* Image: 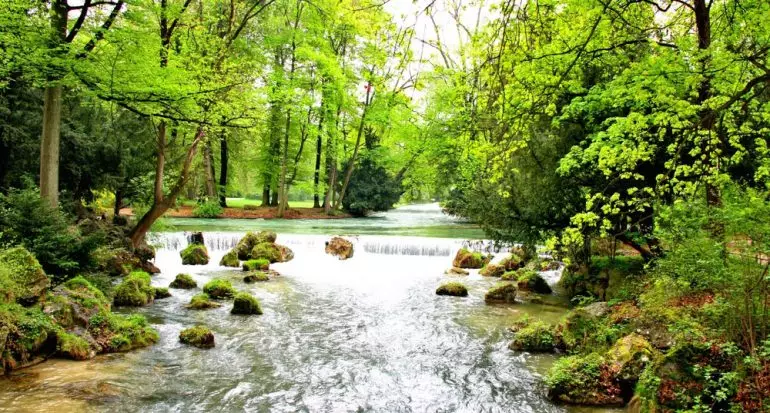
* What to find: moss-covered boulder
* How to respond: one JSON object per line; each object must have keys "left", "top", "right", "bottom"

{"left": 605, "top": 334, "right": 657, "bottom": 384}
{"left": 169, "top": 273, "right": 197, "bottom": 289}
{"left": 0, "top": 303, "right": 59, "bottom": 371}
{"left": 250, "top": 242, "right": 282, "bottom": 263}
{"left": 444, "top": 267, "right": 469, "bottom": 276}
{"left": 87, "top": 310, "right": 158, "bottom": 353}
{"left": 554, "top": 303, "right": 620, "bottom": 352}
{"left": 0, "top": 247, "right": 50, "bottom": 306}
{"left": 179, "top": 325, "right": 215, "bottom": 348}
{"left": 113, "top": 272, "right": 154, "bottom": 307}
{"left": 436, "top": 282, "right": 468, "bottom": 297}
{"left": 539, "top": 260, "right": 561, "bottom": 271}
{"left": 113, "top": 272, "right": 155, "bottom": 307}
{"left": 187, "top": 293, "right": 221, "bottom": 310}
{"left": 98, "top": 248, "right": 141, "bottom": 277}
{"left": 234, "top": 231, "right": 277, "bottom": 260}
{"left": 325, "top": 237, "right": 354, "bottom": 260}
{"left": 231, "top": 292, "right": 262, "bottom": 315}
{"left": 153, "top": 288, "right": 171, "bottom": 299}
{"left": 509, "top": 321, "right": 557, "bottom": 352}
{"left": 500, "top": 271, "right": 517, "bottom": 281}
{"left": 479, "top": 263, "right": 505, "bottom": 277}
{"left": 219, "top": 250, "right": 240, "bottom": 267}
{"left": 452, "top": 248, "right": 490, "bottom": 269}
{"left": 516, "top": 270, "right": 553, "bottom": 294}
{"left": 242, "top": 259, "right": 269, "bottom": 272}
{"left": 44, "top": 276, "right": 110, "bottom": 329}
{"left": 484, "top": 283, "right": 517, "bottom": 304}
{"left": 180, "top": 243, "right": 209, "bottom": 265}
{"left": 202, "top": 279, "right": 235, "bottom": 299}
{"left": 498, "top": 254, "right": 525, "bottom": 271}
{"left": 56, "top": 331, "right": 94, "bottom": 360}
{"left": 244, "top": 272, "right": 269, "bottom": 283}
{"left": 545, "top": 353, "right": 624, "bottom": 406}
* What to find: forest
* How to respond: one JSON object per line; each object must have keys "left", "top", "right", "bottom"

{"left": 1, "top": 0, "right": 770, "bottom": 411}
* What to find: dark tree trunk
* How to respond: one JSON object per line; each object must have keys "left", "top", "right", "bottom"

{"left": 219, "top": 135, "right": 228, "bottom": 207}
{"left": 261, "top": 185, "right": 270, "bottom": 207}
{"left": 312, "top": 110, "right": 324, "bottom": 208}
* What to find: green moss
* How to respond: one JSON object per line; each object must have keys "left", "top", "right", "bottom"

{"left": 484, "top": 283, "right": 517, "bottom": 304}
{"left": 169, "top": 273, "right": 197, "bottom": 289}
{"left": 545, "top": 353, "right": 623, "bottom": 406}
{"left": 0, "top": 247, "right": 50, "bottom": 306}
{"left": 452, "top": 248, "right": 490, "bottom": 269}
{"left": 509, "top": 321, "right": 556, "bottom": 352}
{"left": 500, "top": 271, "right": 517, "bottom": 281}
{"left": 202, "top": 279, "right": 235, "bottom": 299}
{"left": 250, "top": 242, "right": 281, "bottom": 263}
{"left": 243, "top": 271, "right": 269, "bottom": 283}
{"left": 231, "top": 292, "right": 262, "bottom": 315}
{"left": 219, "top": 250, "right": 240, "bottom": 267}
{"left": 0, "top": 303, "right": 58, "bottom": 370}
{"left": 235, "top": 231, "right": 277, "bottom": 260}
{"left": 56, "top": 331, "right": 92, "bottom": 360}
{"left": 87, "top": 310, "right": 158, "bottom": 352}
{"left": 187, "top": 293, "right": 221, "bottom": 310}
{"left": 556, "top": 306, "right": 626, "bottom": 353}
{"left": 436, "top": 282, "right": 468, "bottom": 297}
{"left": 516, "top": 270, "right": 553, "bottom": 294}
{"left": 113, "top": 271, "right": 155, "bottom": 307}
{"left": 179, "top": 325, "right": 215, "bottom": 348}
{"left": 154, "top": 287, "right": 171, "bottom": 299}
{"left": 180, "top": 244, "right": 209, "bottom": 265}
{"left": 242, "top": 259, "right": 269, "bottom": 272}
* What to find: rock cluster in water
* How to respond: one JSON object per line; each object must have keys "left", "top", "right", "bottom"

{"left": 180, "top": 232, "right": 209, "bottom": 265}
{"left": 325, "top": 237, "right": 354, "bottom": 260}
{"left": 228, "top": 231, "right": 294, "bottom": 264}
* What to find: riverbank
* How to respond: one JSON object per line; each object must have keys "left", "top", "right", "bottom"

{"left": 120, "top": 206, "right": 352, "bottom": 220}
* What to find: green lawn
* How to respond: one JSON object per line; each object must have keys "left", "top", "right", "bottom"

{"left": 225, "top": 198, "right": 317, "bottom": 209}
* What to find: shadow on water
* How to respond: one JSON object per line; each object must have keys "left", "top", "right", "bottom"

{"left": 0, "top": 205, "right": 619, "bottom": 413}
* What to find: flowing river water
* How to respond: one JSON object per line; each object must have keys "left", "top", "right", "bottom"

{"left": 0, "top": 204, "right": 613, "bottom": 413}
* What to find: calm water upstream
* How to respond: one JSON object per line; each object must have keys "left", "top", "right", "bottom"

{"left": 0, "top": 204, "right": 613, "bottom": 413}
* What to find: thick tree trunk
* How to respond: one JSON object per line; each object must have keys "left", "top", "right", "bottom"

{"left": 203, "top": 141, "right": 216, "bottom": 198}
{"left": 270, "top": 190, "right": 278, "bottom": 206}
{"left": 219, "top": 135, "right": 228, "bottom": 207}
{"left": 323, "top": 165, "right": 336, "bottom": 214}
{"left": 277, "top": 110, "right": 291, "bottom": 217}
{"left": 40, "top": 86, "right": 62, "bottom": 207}
{"left": 261, "top": 185, "right": 270, "bottom": 207}
{"left": 335, "top": 86, "right": 372, "bottom": 209}
{"left": 114, "top": 188, "right": 123, "bottom": 216}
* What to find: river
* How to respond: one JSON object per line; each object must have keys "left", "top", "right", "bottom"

{"left": 0, "top": 204, "right": 610, "bottom": 412}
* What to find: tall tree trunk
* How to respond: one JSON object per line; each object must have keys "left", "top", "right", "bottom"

{"left": 40, "top": 86, "right": 62, "bottom": 207}
{"left": 312, "top": 106, "right": 325, "bottom": 208}
{"left": 114, "top": 188, "right": 123, "bottom": 216}
{"left": 203, "top": 141, "right": 216, "bottom": 198}
{"left": 694, "top": 0, "right": 719, "bottom": 208}
{"left": 219, "top": 134, "right": 228, "bottom": 207}
{"left": 335, "top": 84, "right": 372, "bottom": 209}
{"left": 277, "top": 110, "right": 292, "bottom": 217}
{"left": 323, "top": 166, "right": 336, "bottom": 214}
{"left": 261, "top": 185, "right": 270, "bottom": 207}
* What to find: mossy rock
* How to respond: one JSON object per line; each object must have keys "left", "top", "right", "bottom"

{"left": 113, "top": 272, "right": 155, "bottom": 307}
{"left": 242, "top": 259, "right": 269, "bottom": 272}
{"left": 436, "top": 282, "right": 468, "bottom": 297}
{"left": 180, "top": 243, "right": 209, "bottom": 265}
{"left": 0, "top": 302, "right": 59, "bottom": 371}
{"left": 452, "top": 248, "right": 490, "bottom": 269}
{"left": 444, "top": 267, "right": 469, "bottom": 276}
{"left": 219, "top": 250, "right": 240, "bottom": 267}
{"left": 202, "top": 279, "right": 235, "bottom": 299}
{"left": 539, "top": 260, "right": 561, "bottom": 271}
{"left": 56, "top": 331, "right": 94, "bottom": 360}
{"left": 325, "top": 237, "right": 354, "bottom": 260}
{"left": 187, "top": 293, "right": 221, "bottom": 310}
{"left": 479, "top": 263, "right": 505, "bottom": 277}
{"left": 545, "top": 353, "right": 624, "bottom": 406}
{"left": 95, "top": 247, "right": 141, "bottom": 277}
{"left": 234, "top": 231, "right": 277, "bottom": 260}
{"left": 154, "top": 288, "right": 171, "bottom": 299}
{"left": 509, "top": 321, "right": 556, "bottom": 352}
{"left": 276, "top": 244, "right": 294, "bottom": 262}
{"left": 554, "top": 304, "right": 623, "bottom": 353}
{"left": 605, "top": 334, "right": 657, "bottom": 384}
{"left": 516, "top": 270, "right": 553, "bottom": 294}
{"left": 244, "top": 272, "right": 269, "bottom": 283}
{"left": 44, "top": 276, "right": 110, "bottom": 329}
{"left": 231, "top": 292, "right": 262, "bottom": 315}
{"left": 0, "top": 247, "right": 50, "bottom": 306}
{"left": 498, "top": 254, "right": 525, "bottom": 271}
{"left": 87, "top": 310, "right": 158, "bottom": 353}
{"left": 179, "top": 325, "right": 215, "bottom": 348}
{"left": 484, "top": 283, "right": 517, "bottom": 304}
{"left": 500, "top": 271, "right": 517, "bottom": 281}
{"left": 169, "top": 273, "right": 197, "bottom": 289}
{"left": 250, "top": 242, "right": 282, "bottom": 263}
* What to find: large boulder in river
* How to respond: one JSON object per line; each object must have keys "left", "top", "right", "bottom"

{"left": 436, "top": 282, "right": 468, "bottom": 297}
{"left": 219, "top": 250, "right": 240, "bottom": 267}
{"left": 479, "top": 263, "right": 505, "bottom": 277}
{"left": 180, "top": 244, "right": 209, "bottom": 265}
{"left": 169, "top": 273, "right": 197, "bottom": 289}
{"left": 113, "top": 271, "right": 155, "bottom": 307}
{"left": 325, "top": 237, "right": 354, "bottom": 260}
{"left": 452, "top": 248, "right": 490, "bottom": 269}
{"left": 231, "top": 292, "right": 262, "bottom": 315}
{"left": 234, "top": 231, "right": 277, "bottom": 260}
{"left": 484, "top": 283, "right": 517, "bottom": 304}
{"left": 509, "top": 321, "right": 556, "bottom": 352}
{"left": 0, "top": 247, "right": 50, "bottom": 306}
{"left": 179, "top": 325, "right": 215, "bottom": 348}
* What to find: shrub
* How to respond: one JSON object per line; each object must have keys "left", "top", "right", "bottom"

{"left": 341, "top": 156, "right": 403, "bottom": 217}
{"left": 202, "top": 279, "right": 235, "bottom": 299}
{"left": 192, "top": 200, "right": 223, "bottom": 218}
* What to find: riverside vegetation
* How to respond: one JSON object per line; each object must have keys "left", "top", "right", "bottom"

{"left": 2, "top": 0, "right": 770, "bottom": 411}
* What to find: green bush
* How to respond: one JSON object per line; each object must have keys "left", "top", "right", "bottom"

{"left": 192, "top": 200, "right": 223, "bottom": 218}
{"left": 341, "top": 155, "right": 403, "bottom": 217}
